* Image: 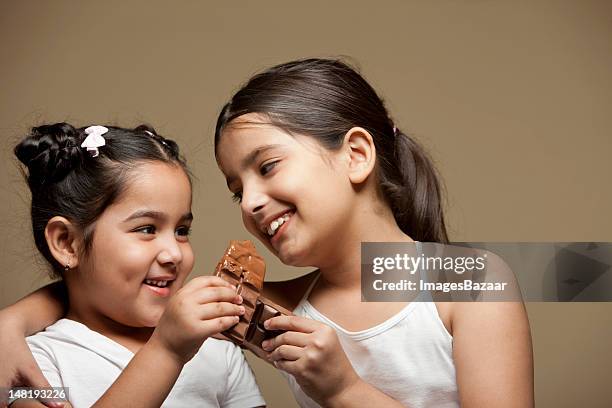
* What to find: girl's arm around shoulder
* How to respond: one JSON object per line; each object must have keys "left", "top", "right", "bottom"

{"left": 0, "top": 281, "right": 67, "bottom": 337}
{"left": 262, "top": 270, "right": 320, "bottom": 311}
{"left": 0, "top": 282, "right": 67, "bottom": 399}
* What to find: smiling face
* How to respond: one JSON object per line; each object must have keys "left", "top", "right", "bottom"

{"left": 216, "top": 114, "right": 358, "bottom": 268}
{"left": 67, "top": 162, "right": 194, "bottom": 330}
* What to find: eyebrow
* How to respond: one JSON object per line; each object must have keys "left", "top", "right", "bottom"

{"left": 123, "top": 210, "right": 193, "bottom": 223}
{"left": 225, "top": 144, "right": 283, "bottom": 188}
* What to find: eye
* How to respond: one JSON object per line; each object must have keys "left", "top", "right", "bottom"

{"left": 231, "top": 191, "right": 243, "bottom": 204}
{"left": 134, "top": 225, "right": 156, "bottom": 234}
{"left": 260, "top": 160, "right": 279, "bottom": 176}
{"left": 176, "top": 226, "right": 192, "bottom": 237}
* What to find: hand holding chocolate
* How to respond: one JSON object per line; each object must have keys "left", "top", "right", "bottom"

{"left": 214, "top": 240, "right": 293, "bottom": 358}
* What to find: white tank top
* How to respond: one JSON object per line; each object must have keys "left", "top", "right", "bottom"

{"left": 287, "top": 244, "right": 460, "bottom": 407}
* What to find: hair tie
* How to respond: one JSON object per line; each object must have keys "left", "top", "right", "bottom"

{"left": 144, "top": 129, "right": 169, "bottom": 148}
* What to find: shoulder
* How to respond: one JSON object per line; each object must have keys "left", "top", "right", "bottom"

{"left": 433, "top": 247, "right": 523, "bottom": 335}
{"left": 25, "top": 319, "right": 69, "bottom": 348}
{"left": 262, "top": 270, "right": 319, "bottom": 310}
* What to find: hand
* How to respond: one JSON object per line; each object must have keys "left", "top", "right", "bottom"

{"left": 0, "top": 313, "right": 64, "bottom": 408}
{"left": 261, "top": 315, "right": 361, "bottom": 406}
{"left": 149, "top": 276, "right": 244, "bottom": 364}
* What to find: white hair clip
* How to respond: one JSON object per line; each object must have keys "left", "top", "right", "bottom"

{"left": 81, "top": 125, "right": 108, "bottom": 157}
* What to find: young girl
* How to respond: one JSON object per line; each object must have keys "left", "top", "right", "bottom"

{"left": 4, "top": 123, "right": 264, "bottom": 407}
{"left": 213, "top": 58, "right": 533, "bottom": 407}
{"left": 1, "top": 59, "right": 533, "bottom": 407}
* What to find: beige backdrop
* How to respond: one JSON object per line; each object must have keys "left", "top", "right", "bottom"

{"left": 1, "top": 1, "right": 611, "bottom": 407}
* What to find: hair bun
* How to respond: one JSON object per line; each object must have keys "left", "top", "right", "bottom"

{"left": 14, "top": 122, "right": 83, "bottom": 186}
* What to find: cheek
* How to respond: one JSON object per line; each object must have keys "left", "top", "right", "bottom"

{"left": 91, "top": 239, "right": 152, "bottom": 280}
{"left": 242, "top": 211, "right": 261, "bottom": 236}
{"left": 181, "top": 245, "right": 195, "bottom": 275}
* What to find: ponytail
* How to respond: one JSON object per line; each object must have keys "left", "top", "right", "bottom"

{"left": 379, "top": 129, "right": 448, "bottom": 243}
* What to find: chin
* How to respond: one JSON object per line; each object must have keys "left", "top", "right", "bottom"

{"left": 277, "top": 245, "right": 311, "bottom": 268}
{"left": 139, "top": 310, "right": 163, "bottom": 328}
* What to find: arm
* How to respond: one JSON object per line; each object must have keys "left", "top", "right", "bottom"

{"left": 91, "top": 276, "right": 244, "bottom": 408}
{"left": 0, "top": 283, "right": 66, "bottom": 408}
{"left": 452, "top": 251, "right": 534, "bottom": 407}
{"left": 452, "top": 301, "right": 534, "bottom": 407}
{"left": 1, "top": 282, "right": 67, "bottom": 337}
{"left": 6, "top": 335, "right": 69, "bottom": 408}
{"left": 90, "top": 338, "right": 186, "bottom": 408}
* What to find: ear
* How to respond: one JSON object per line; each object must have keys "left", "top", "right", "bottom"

{"left": 45, "top": 216, "right": 81, "bottom": 269}
{"left": 343, "top": 127, "right": 376, "bottom": 184}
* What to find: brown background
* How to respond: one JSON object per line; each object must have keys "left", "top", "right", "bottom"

{"left": 1, "top": 1, "right": 611, "bottom": 407}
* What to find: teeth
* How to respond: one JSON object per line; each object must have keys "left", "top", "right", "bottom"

{"left": 266, "top": 213, "right": 292, "bottom": 236}
{"left": 144, "top": 279, "right": 169, "bottom": 287}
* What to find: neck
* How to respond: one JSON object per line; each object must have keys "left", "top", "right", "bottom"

{"left": 316, "top": 199, "right": 412, "bottom": 291}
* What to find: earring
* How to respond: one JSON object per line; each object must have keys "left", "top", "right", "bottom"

{"left": 64, "top": 262, "right": 71, "bottom": 272}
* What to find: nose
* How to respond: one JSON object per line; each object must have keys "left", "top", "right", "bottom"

{"left": 157, "top": 234, "right": 183, "bottom": 268}
{"left": 240, "top": 183, "right": 269, "bottom": 215}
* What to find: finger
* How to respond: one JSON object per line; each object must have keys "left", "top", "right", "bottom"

{"left": 183, "top": 276, "right": 236, "bottom": 292}
{"left": 264, "top": 315, "right": 321, "bottom": 333}
{"left": 201, "top": 316, "right": 241, "bottom": 335}
{"left": 261, "top": 331, "right": 310, "bottom": 352}
{"left": 266, "top": 344, "right": 303, "bottom": 362}
{"left": 194, "top": 287, "right": 242, "bottom": 305}
{"left": 197, "top": 302, "right": 245, "bottom": 321}
{"left": 1, "top": 400, "right": 51, "bottom": 408}
{"left": 19, "top": 360, "right": 51, "bottom": 390}
{"left": 19, "top": 362, "right": 66, "bottom": 408}
{"left": 273, "top": 359, "right": 300, "bottom": 375}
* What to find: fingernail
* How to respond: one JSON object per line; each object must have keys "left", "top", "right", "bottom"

{"left": 264, "top": 319, "right": 270, "bottom": 329}
{"left": 238, "top": 306, "right": 245, "bottom": 315}
{"left": 236, "top": 295, "right": 243, "bottom": 304}
{"left": 261, "top": 340, "right": 270, "bottom": 350}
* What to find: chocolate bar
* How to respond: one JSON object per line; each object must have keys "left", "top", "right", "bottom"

{"left": 214, "top": 240, "right": 293, "bottom": 358}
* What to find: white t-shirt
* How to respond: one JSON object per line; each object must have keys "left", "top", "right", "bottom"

{"left": 23, "top": 319, "right": 265, "bottom": 408}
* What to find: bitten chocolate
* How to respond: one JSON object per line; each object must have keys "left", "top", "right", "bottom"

{"left": 214, "top": 240, "right": 293, "bottom": 358}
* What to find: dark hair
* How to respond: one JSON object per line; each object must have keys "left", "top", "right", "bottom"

{"left": 214, "top": 58, "right": 448, "bottom": 243}
{"left": 15, "top": 122, "right": 190, "bottom": 278}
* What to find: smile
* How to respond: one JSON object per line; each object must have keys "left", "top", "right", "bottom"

{"left": 142, "top": 277, "right": 175, "bottom": 297}
{"left": 266, "top": 211, "right": 293, "bottom": 237}
{"left": 144, "top": 279, "right": 171, "bottom": 288}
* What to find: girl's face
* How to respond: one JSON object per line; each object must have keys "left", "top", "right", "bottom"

{"left": 72, "top": 162, "right": 194, "bottom": 328}
{"left": 216, "top": 114, "right": 356, "bottom": 268}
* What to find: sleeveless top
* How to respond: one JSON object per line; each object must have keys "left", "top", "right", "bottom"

{"left": 286, "top": 243, "right": 460, "bottom": 407}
